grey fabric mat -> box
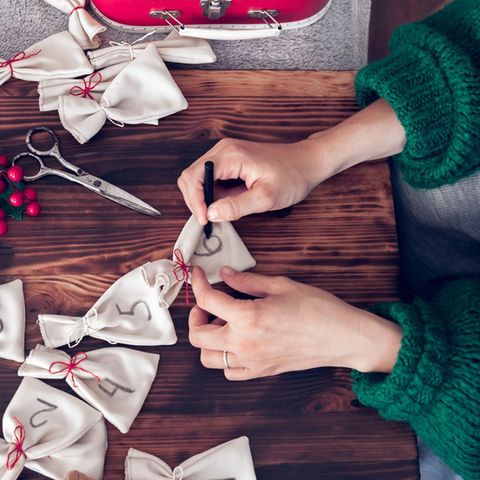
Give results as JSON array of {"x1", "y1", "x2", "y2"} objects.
[{"x1": 0, "y1": 0, "x2": 370, "y2": 70}]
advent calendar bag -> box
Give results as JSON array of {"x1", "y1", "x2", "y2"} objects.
[{"x1": 90, "y1": 0, "x2": 332, "y2": 40}]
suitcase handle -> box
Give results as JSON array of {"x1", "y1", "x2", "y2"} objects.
[{"x1": 178, "y1": 26, "x2": 282, "y2": 40}]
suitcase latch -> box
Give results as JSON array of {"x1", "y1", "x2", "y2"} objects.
[{"x1": 200, "y1": 0, "x2": 232, "y2": 20}]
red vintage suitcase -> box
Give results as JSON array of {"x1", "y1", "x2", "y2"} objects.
[{"x1": 90, "y1": 0, "x2": 332, "y2": 40}]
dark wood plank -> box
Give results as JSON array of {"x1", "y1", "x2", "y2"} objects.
[
  {"x1": 0, "y1": 73, "x2": 418, "y2": 480},
  {"x1": 369, "y1": 0, "x2": 448, "y2": 61}
]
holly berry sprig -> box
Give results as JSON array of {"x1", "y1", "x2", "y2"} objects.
[{"x1": 0, "y1": 153, "x2": 41, "y2": 236}]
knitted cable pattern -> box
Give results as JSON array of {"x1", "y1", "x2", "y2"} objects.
[
  {"x1": 352, "y1": 277, "x2": 480, "y2": 480},
  {"x1": 355, "y1": 0, "x2": 480, "y2": 188}
]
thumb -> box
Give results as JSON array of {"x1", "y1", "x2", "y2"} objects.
[
  {"x1": 207, "y1": 185, "x2": 273, "y2": 222},
  {"x1": 220, "y1": 267, "x2": 282, "y2": 298}
]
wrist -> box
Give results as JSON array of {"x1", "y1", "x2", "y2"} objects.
[{"x1": 347, "y1": 307, "x2": 403, "y2": 373}]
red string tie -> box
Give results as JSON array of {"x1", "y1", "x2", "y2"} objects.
[
  {"x1": 48, "y1": 351, "x2": 100, "y2": 388},
  {"x1": 173, "y1": 249, "x2": 192, "y2": 305},
  {"x1": 6, "y1": 417, "x2": 27, "y2": 470},
  {"x1": 70, "y1": 0, "x2": 89, "y2": 15},
  {"x1": 69, "y1": 71, "x2": 103, "y2": 100},
  {"x1": 0, "y1": 50, "x2": 42, "y2": 77}
]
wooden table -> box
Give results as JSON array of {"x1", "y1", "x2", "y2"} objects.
[{"x1": 0, "y1": 71, "x2": 418, "y2": 479}]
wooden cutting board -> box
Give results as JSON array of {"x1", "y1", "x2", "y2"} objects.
[{"x1": 0, "y1": 70, "x2": 418, "y2": 479}]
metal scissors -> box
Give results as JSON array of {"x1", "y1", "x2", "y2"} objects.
[{"x1": 12, "y1": 127, "x2": 162, "y2": 218}]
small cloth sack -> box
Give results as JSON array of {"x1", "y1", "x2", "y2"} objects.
[
  {"x1": 0, "y1": 377, "x2": 107, "y2": 480},
  {"x1": 19, "y1": 345, "x2": 159, "y2": 434},
  {"x1": 88, "y1": 30, "x2": 217, "y2": 70},
  {"x1": 174, "y1": 215, "x2": 256, "y2": 284},
  {"x1": 125, "y1": 437, "x2": 257, "y2": 480},
  {"x1": 58, "y1": 44, "x2": 188, "y2": 144},
  {"x1": 38, "y1": 259, "x2": 177, "y2": 348},
  {"x1": 0, "y1": 279, "x2": 25, "y2": 363},
  {"x1": 43, "y1": 0, "x2": 107, "y2": 50},
  {"x1": 38, "y1": 63, "x2": 125, "y2": 112},
  {"x1": 0, "y1": 31, "x2": 93, "y2": 87}
]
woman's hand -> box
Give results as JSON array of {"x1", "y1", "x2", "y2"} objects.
[
  {"x1": 189, "y1": 267, "x2": 403, "y2": 380},
  {"x1": 177, "y1": 137, "x2": 331, "y2": 225},
  {"x1": 178, "y1": 99, "x2": 406, "y2": 225}
]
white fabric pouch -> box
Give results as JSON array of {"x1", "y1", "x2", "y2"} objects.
[
  {"x1": 38, "y1": 63, "x2": 125, "y2": 112},
  {"x1": 43, "y1": 0, "x2": 107, "y2": 49},
  {"x1": 0, "y1": 279, "x2": 25, "y2": 363},
  {"x1": 125, "y1": 436, "x2": 257, "y2": 480},
  {"x1": 0, "y1": 31, "x2": 93, "y2": 86},
  {"x1": 88, "y1": 30, "x2": 217, "y2": 70},
  {"x1": 156, "y1": 215, "x2": 257, "y2": 304},
  {"x1": 58, "y1": 44, "x2": 188, "y2": 144},
  {"x1": 38, "y1": 259, "x2": 177, "y2": 348},
  {"x1": 19, "y1": 344, "x2": 159, "y2": 434},
  {"x1": 0, "y1": 377, "x2": 107, "y2": 480},
  {"x1": 174, "y1": 215, "x2": 256, "y2": 284}
]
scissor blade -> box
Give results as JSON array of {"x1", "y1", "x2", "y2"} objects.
[{"x1": 77, "y1": 174, "x2": 162, "y2": 218}]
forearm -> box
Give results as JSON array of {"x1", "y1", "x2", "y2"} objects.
[{"x1": 298, "y1": 98, "x2": 406, "y2": 186}]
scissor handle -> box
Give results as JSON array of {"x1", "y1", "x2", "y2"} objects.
[
  {"x1": 25, "y1": 126, "x2": 85, "y2": 176},
  {"x1": 26, "y1": 127, "x2": 61, "y2": 157},
  {"x1": 11, "y1": 152, "x2": 48, "y2": 182}
]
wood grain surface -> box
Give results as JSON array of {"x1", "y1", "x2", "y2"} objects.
[{"x1": 0, "y1": 71, "x2": 418, "y2": 479}]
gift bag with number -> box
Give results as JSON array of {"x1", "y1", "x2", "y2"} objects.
[
  {"x1": 19, "y1": 345, "x2": 159, "y2": 433},
  {"x1": 0, "y1": 377, "x2": 107, "y2": 480},
  {"x1": 38, "y1": 259, "x2": 177, "y2": 348},
  {"x1": 0, "y1": 280, "x2": 25, "y2": 363},
  {"x1": 125, "y1": 436, "x2": 256, "y2": 480},
  {"x1": 173, "y1": 215, "x2": 256, "y2": 285}
]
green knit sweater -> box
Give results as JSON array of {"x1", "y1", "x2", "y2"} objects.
[{"x1": 351, "y1": 1, "x2": 480, "y2": 479}]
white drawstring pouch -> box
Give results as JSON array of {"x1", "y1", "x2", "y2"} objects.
[
  {"x1": 58, "y1": 44, "x2": 188, "y2": 144},
  {"x1": 125, "y1": 436, "x2": 257, "y2": 480},
  {"x1": 0, "y1": 31, "x2": 93, "y2": 87},
  {"x1": 38, "y1": 259, "x2": 177, "y2": 348},
  {"x1": 43, "y1": 0, "x2": 107, "y2": 50},
  {"x1": 0, "y1": 279, "x2": 25, "y2": 363},
  {"x1": 0, "y1": 377, "x2": 107, "y2": 480},
  {"x1": 88, "y1": 30, "x2": 217, "y2": 70},
  {"x1": 19, "y1": 344, "x2": 159, "y2": 434},
  {"x1": 174, "y1": 215, "x2": 256, "y2": 285},
  {"x1": 38, "y1": 63, "x2": 125, "y2": 112}
]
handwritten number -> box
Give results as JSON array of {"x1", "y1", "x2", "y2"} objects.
[
  {"x1": 29, "y1": 398, "x2": 58, "y2": 428},
  {"x1": 98, "y1": 378, "x2": 135, "y2": 397},
  {"x1": 115, "y1": 300, "x2": 151, "y2": 321},
  {"x1": 194, "y1": 234, "x2": 223, "y2": 257}
]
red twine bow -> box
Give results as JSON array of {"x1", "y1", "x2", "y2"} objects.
[
  {"x1": 173, "y1": 249, "x2": 192, "y2": 305},
  {"x1": 6, "y1": 417, "x2": 27, "y2": 470},
  {"x1": 70, "y1": 0, "x2": 89, "y2": 15},
  {"x1": 48, "y1": 351, "x2": 100, "y2": 388},
  {"x1": 69, "y1": 71, "x2": 103, "y2": 100},
  {"x1": 0, "y1": 50, "x2": 41, "y2": 77}
]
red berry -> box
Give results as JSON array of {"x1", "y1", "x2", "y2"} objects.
[
  {"x1": 26, "y1": 201, "x2": 41, "y2": 217},
  {"x1": 24, "y1": 187, "x2": 37, "y2": 202},
  {"x1": 7, "y1": 165, "x2": 24, "y2": 183},
  {"x1": 0, "y1": 220, "x2": 8, "y2": 236},
  {"x1": 0, "y1": 155, "x2": 9, "y2": 168},
  {"x1": 0, "y1": 210, "x2": 5, "y2": 219},
  {"x1": 9, "y1": 191, "x2": 24, "y2": 207},
  {"x1": 0, "y1": 179, "x2": 7, "y2": 193}
]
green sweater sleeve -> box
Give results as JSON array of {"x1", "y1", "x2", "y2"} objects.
[
  {"x1": 355, "y1": 0, "x2": 480, "y2": 188},
  {"x1": 352, "y1": 277, "x2": 480, "y2": 480}
]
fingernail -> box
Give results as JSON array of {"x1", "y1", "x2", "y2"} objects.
[
  {"x1": 221, "y1": 266, "x2": 237, "y2": 276},
  {"x1": 207, "y1": 206, "x2": 219, "y2": 221}
]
